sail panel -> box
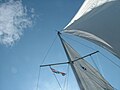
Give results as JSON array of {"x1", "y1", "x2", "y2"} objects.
[
  {"x1": 62, "y1": 39, "x2": 114, "y2": 90},
  {"x1": 63, "y1": 0, "x2": 120, "y2": 59},
  {"x1": 64, "y1": 0, "x2": 113, "y2": 29}
]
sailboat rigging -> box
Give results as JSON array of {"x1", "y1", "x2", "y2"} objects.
[
  {"x1": 40, "y1": 32, "x2": 116, "y2": 90},
  {"x1": 39, "y1": 0, "x2": 120, "y2": 90}
]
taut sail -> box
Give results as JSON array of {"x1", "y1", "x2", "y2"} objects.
[
  {"x1": 58, "y1": 32, "x2": 114, "y2": 90},
  {"x1": 63, "y1": 0, "x2": 120, "y2": 59}
]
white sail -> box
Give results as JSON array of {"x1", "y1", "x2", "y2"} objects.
[
  {"x1": 63, "y1": 0, "x2": 120, "y2": 59},
  {"x1": 61, "y1": 38, "x2": 114, "y2": 90}
]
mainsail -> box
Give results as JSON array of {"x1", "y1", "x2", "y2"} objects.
[
  {"x1": 58, "y1": 32, "x2": 114, "y2": 90},
  {"x1": 63, "y1": 0, "x2": 120, "y2": 59}
]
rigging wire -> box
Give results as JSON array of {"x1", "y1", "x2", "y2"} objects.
[
  {"x1": 36, "y1": 67, "x2": 41, "y2": 90},
  {"x1": 38, "y1": 32, "x2": 120, "y2": 90},
  {"x1": 96, "y1": 53, "x2": 105, "y2": 77},
  {"x1": 41, "y1": 35, "x2": 57, "y2": 65},
  {"x1": 49, "y1": 66, "x2": 63, "y2": 90},
  {"x1": 63, "y1": 67, "x2": 68, "y2": 90},
  {"x1": 65, "y1": 33, "x2": 120, "y2": 69},
  {"x1": 37, "y1": 34, "x2": 58, "y2": 90},
  {"x1": 66, "y1": 65, "x2": 70, "y2": 90},
  {"x1": 61, "y1": 34, "x2": 112, "y2": 89},
  {"x1": 61, "y1": 33, "x2": 120, "y2": 89},
  {"x1": 62, "y1": 34, "x2": 96, "y2": 51},
  {"x1": 53, "y1": 73, "x2": 63, "y2": 90},
  {"x1": 62, "y1": 34, "x2": 120, "y2": 71},
  {"x1": 96, "y1": 53, "x2": 102, "y2": 71},
  {"x1": 63, "y1": 64, "x2": 69, "y2": 90},
  {"x1": 99, "y1": 52, "x2": 120, "y2": 69},
  {"x1": 90, "y1": 55, "x2": 100, "y2": 72}
]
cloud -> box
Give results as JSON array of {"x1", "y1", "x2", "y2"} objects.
[{"x1": 0, "y1": 0, "x2": 34, "y2": 46}]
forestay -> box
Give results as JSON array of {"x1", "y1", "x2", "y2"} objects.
[
  {"x1": 63, "y1": 0, "x2": 120, "y2": 59},
  {"x1": 62, "y1": 39, "x2": 114, "y2": 90}
]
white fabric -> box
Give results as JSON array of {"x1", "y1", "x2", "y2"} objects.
[
  {"x1": 64, "y1": 0, "x2": 114, "y2": 29},
  {"x1": 63, "y1": 0, "x2": 120, "y2": 59},
  {"x1": 62, "y1": 40, "x2": 114, "y2": 90}
]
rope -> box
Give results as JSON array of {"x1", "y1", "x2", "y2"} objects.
[{"x1": 36, "y1": 67, "x2": 41, "y2": 90}]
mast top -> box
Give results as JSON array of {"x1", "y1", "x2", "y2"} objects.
[{"x1": 57, "y1": 31, "x2": 61, "y2": 36}]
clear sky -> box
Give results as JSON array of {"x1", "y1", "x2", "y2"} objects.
[{"x1": 0, "y1": 0, "x2": 120, "y2": 90}]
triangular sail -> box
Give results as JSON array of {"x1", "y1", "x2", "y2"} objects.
[
  {"x1": 63, "y1": 0, "x2": 120, "y2": 59},
  {"x1": 60, "y1": 37, "x2": 114, "y2": 90}
]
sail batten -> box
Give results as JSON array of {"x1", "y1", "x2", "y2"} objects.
[{"x1": 63, "y1": 0, "x2": 120, "y2": 59}]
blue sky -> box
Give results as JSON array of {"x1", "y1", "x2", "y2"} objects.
[{"x1": 0, "y1": 0, "x2": 120, "y2": 90}]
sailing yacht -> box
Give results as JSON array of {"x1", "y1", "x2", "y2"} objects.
[{"x1": 40, "y1": 0, "x2": 120, "y2": 90}]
